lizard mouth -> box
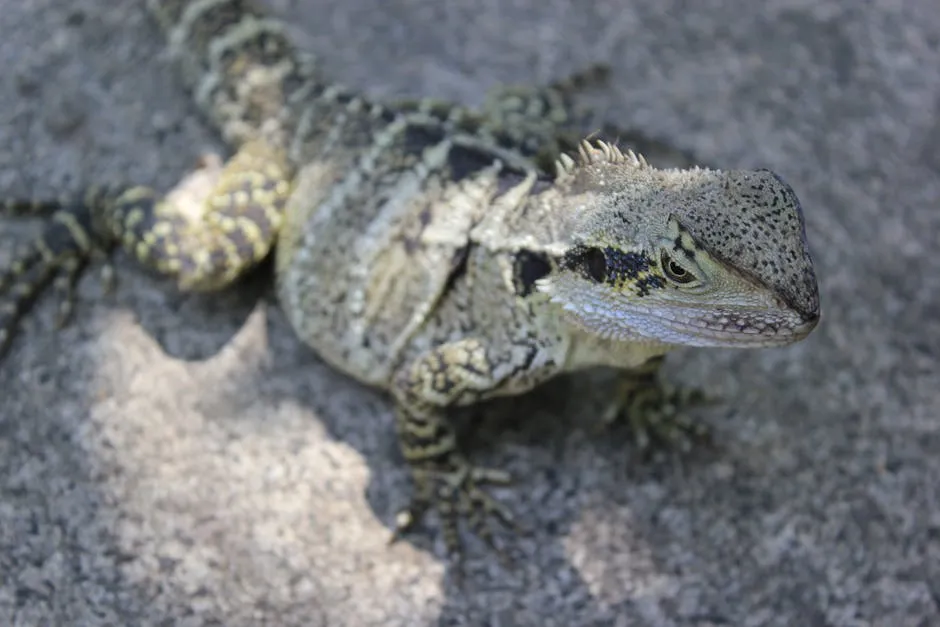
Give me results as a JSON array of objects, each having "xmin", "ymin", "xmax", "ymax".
[
  {"xmin": 557, "ymin": 300, "xmax": 819, "ymax": 349},
  {"xmin": 630, "ymin": 306, "xmax": 820, "ymax": 348}
]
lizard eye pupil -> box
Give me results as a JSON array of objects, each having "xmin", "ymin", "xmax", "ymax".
[
  {"xmin": 661, "ymin": 250, "xmax": 695, "ymax": 284},
  {"xmin": 584, "ymin": 248, "xmax": 608, "ymax": 282}
]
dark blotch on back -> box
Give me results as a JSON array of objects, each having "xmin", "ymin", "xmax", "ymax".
[
  {"xmin": 446, "ymin": 142, "xmax": 513, "ymax": 183},
  {"xmin": 494, "ymin": 171, "xmax": 554, "ymax": 200},
  {"xmin": 403, "ymin": 122, "xmax": 511, "ymax": 184},
  {"xmin": 402, "ymin": 123, "xmax": 448, "ymax": 155}
]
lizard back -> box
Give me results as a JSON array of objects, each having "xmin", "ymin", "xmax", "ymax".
[{"xmin": 276, "ymin": 112, "xmax": 532, "ymax": 387}]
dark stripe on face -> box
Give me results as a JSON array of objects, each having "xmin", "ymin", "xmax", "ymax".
[{"xmin": 562, "ymin": 246, "xmax": 653, "ymax": 284}]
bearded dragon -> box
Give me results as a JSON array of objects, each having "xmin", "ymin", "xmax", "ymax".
[{"xmin": 0, "ymin": 0, "xmax": 820, "ymax": 559}]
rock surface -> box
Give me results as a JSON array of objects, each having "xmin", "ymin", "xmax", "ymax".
[{"xmin": 1, "ymin": 1, "xmax": 938, "ymax": 625}]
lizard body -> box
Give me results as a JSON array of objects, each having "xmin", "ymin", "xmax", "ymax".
[{"xmin": 0, "ymin": 0, "xmax": 820, "ymax": 559}]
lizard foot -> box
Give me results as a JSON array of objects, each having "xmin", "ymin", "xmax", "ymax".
[
  {"xmin": 390, "ymin": 453, "xmax": 520, "ymax": 565},
  {"xmin": 600, "ymin": 377, "xmax": 719, "ymax": 455}
]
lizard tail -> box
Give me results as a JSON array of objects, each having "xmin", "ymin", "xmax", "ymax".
[
  {"xmin": 1, "ymin": 2, "xmax": 310, "ymax": 355},
  {"xmin": 145, "ymin": 0, "xmax": 332, "ymax": 150},
  {"xmin": 0, "ymin": 191, "xmax": 110, "ymax": 355}
]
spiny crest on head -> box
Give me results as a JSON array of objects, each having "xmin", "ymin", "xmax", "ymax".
[{"xmin": 554, "ymin": 139, "xmax": 649, "ymax": 180}]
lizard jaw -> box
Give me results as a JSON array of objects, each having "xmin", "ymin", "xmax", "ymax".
[
  {"xmin": 558, "ymin": 300, "xmax": 819, "ymax": 349},
  {"xmin": 636, "ymin": 303, "xmax": 819, "ymax": 348}
]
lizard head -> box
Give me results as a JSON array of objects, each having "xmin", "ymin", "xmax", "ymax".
[{"xmin": 535, "ymin": 141, "xmax": 820, "ymax": 348}]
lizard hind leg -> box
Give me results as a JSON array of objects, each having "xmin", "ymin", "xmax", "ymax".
[
  {"xmin": 0, "ymin": 140, "xmax": 292, "ymax": 355},
  {"xmin": 101, "ymin": 140, "xmax": 293, "ymax": 293}
]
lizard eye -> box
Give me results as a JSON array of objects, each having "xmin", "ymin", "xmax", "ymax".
[
  {"xmin": 581, "ymin": 248, "xmax": 608, "ymax": 282},
  {"xmin": 661, "ymin": 249, "xmax": 695, "ymax": 284}
]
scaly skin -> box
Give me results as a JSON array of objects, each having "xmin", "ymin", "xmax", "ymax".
[
  {"xmin": 0, "ymin": 0, "xmax": 819, "ymax": 563},
  {"xmin": 390, "ymin": 63, "xmax": 614, "ymax": 173},
  {"xmin": 0, "ymin": 3, "xmax": 599, "ymax": 353}
]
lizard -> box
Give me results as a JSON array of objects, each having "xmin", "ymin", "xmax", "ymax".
[{"xmin": 0, "ymin": 0, "xmax": 820, "ymax": 560}]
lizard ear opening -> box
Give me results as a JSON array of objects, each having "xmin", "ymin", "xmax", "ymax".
[{"xmin": 512, "ymin": 250, "xmax": 554, "ymax": 296}]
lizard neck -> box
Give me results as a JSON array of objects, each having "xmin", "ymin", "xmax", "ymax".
[
  {"xmin": 562, "ymin": 329, "xmax": 673, "ymax": 372},
  {"xmin": 475, "ymin": 170, "xmax": 673, "ymax": 372},
  {"xmin": 473, "ymin": 168, "xmax": 580, "ymax": 257}
]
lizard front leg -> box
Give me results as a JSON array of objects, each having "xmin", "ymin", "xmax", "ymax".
[
  {"xmin": 601, "ymin": 356, "xmax": 716, "ymax": 453},
  {"xmin": 390, "ymin": 338, "xmax": 520, "ymax": 560}
]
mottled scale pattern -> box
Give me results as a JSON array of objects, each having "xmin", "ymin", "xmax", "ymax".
[
  {"xmin": 1, "ymin": 0, "xmax": 820, "ymax": 565},
  {"xmin": 391, "ymin": 63, "xmax": 611, "ymax": 172},
  {"xmin": 1, "ymin": 0, "xmax": 601, "ymax": 357},
  {"xmin": 678, "ymin": 169, "xmax": 819, "ymax": 316},
  {"xmin": 276, "ymin": 120, "xmax": 524, "ymax": 386},
  {"xmin": 0, "ymin": 139, "xmax": 292, "ymax": 356},
  {"xmin": 147, "ymin": 0, "xmax": 315, "ymax": 147}
]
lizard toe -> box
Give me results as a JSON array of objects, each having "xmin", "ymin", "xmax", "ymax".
[
  {"xmin": 392, "ymin": 455, "xmax": 519, "ymax": 566},
  {"xmin": 602, "ymin": 380, "xmax": 718, "ymax": 455}
]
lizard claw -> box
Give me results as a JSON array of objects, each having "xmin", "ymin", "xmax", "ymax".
[
  {"xmin": 601, "ymin": 379, "xmax": 719, "ymax": 455},
  {"xmin": 390, "ymin": 455, "xmax": 520, "ymax": 566}
]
